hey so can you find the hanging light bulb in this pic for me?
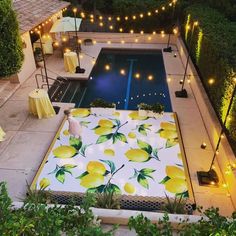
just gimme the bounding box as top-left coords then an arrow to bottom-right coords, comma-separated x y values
147,12 -> 152,16
119,28 -> 123,32
162,6 -> 165,10
108,16 -> 112,21
116,16 -> 120,21
140,30 -> 144,35
132,15 -> 136,20
140,13 -> 144,18
130,29 -> 134,34
152,31 -> 156,35
135,38 -> 139,43
105,64 -> 110,70
125,16 -> 129,20
121,40 -> 125,44
109,25 -> 113,30
155,9 -> 159,13
99,16 -> 103,20
99,22 -> 104,27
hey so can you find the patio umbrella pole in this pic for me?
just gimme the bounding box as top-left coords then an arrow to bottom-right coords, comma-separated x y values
175,21 -> 198,98
197,75 -> 236,186
163,0 -> 176,53
73,8 -> 80,68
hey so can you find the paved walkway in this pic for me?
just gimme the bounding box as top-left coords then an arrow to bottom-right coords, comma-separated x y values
0,35 -> 235,217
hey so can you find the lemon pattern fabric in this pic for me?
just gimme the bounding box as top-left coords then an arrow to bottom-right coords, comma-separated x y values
34,110 -> 189,199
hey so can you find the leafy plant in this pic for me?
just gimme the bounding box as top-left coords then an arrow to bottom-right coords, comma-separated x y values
128,213 -> 173,236
90,98 -> 115,108
24,182 -> 53,204
0,182 -> 116,235
138,103 -> 165,114
0,0 -> 24,77
161,193 -> 187,214
95,188 -> 121,209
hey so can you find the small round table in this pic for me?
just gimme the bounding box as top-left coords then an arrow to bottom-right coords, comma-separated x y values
64,51 -> 79,73
28,89 -> 55,119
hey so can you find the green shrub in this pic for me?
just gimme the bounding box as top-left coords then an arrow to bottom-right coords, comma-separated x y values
0,182 -> 116,235
183,5 -> 236,153
0,0 -> 24,78
90,98 -> 115,108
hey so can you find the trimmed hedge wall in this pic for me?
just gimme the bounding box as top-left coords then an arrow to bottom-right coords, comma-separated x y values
0,0 -> 24,78
183,5 -> 236,154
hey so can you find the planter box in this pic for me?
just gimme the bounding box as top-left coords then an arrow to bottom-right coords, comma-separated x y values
139,109 -> 164,118
90,107 -> 116,116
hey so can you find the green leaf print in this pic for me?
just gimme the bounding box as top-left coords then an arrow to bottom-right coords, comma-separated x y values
137,140 -> 152,154
137,175 -> 149,189
96,133 -> 113,144
69,136 -> 82,151
56,169 -> 65,183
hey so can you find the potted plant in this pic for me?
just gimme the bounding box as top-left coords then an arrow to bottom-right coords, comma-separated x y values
138,102 -> 164,118
34,47 -> 44,67
90,98 -> 116,115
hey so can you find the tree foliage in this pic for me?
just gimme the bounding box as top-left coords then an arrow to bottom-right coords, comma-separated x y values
0,0 -> 24,78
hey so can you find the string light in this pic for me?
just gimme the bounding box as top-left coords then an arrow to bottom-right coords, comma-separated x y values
155,9 -> 159,13
99,22 -> 104,27
140,30 -> 144,35
167,77 -> 171,82
105,64 -> 110,70
130,29 -> 134,34
125,16 -> 129,20
208,78 -> 215,85
99,16 -> 103,20
120,69 -> 125,75
119,28 -> 123,32
135,73 -> 140,79
109,25 -> 113,30
108,16 -> 112,21
162,6 -> 165,10
135,38 -> 139,43
147,12 -> 152,16
140,13 -> 144,18
148,36 -> 152,41
107,40 -> 111,44
152,31 -> 156,35
148,75 -> 153,80
132,15 -> 137,20
116,16 -> 121,21
93,40 -> 97,44
121,40 -> 125,44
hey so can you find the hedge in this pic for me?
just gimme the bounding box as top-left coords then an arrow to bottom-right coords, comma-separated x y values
183,4 -> 236,153
0,0 -> 24,78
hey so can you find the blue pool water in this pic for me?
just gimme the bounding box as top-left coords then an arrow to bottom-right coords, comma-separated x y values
80,49 -> 172,111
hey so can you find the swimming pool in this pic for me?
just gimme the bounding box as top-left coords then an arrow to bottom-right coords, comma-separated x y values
80,49 -> 172,111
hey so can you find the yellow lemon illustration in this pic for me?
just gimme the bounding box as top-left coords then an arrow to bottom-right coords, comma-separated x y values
104,148 -> 115,156
128,111 -> 147,120
177,153 -> 182,160
39,178 -> 50,189
71,108 -> 90,117
113,112 -> 120,117
128,132 -> 136,139
63,129 -> 70,136
53,145 -> 77,158
166,166 -> 186,179
125,149 -> 149,162
98,119 -> 114,128
164,178 -> 187,194
160,130 -> 178,139
124,183 -> 136,194
80,173 -> 104,188
87,161 -> 106,175
94,127 -> 113,135
160,122 -> 176,131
